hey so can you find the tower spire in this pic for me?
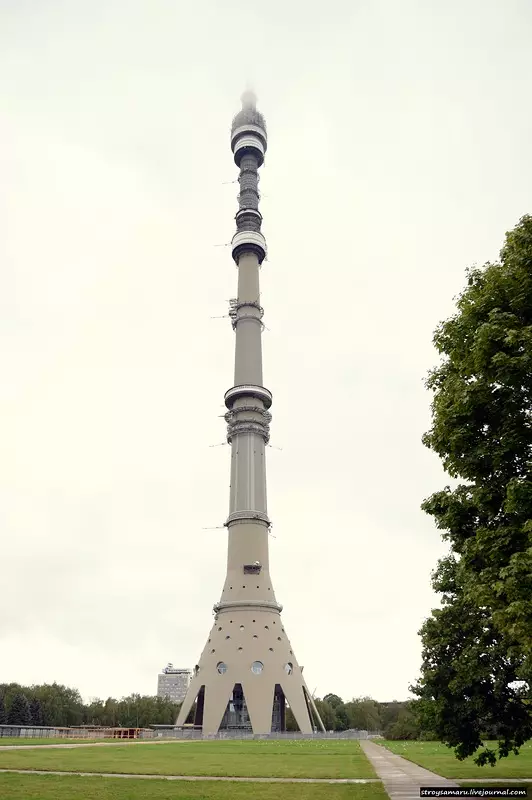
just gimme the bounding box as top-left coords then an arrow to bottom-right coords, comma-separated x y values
176,95 -> 324,735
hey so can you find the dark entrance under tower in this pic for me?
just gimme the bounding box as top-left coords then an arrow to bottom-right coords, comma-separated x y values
218,683 -> 287,732
219,684 -> 251,730
182,685 -> 205,729
271,684 -> 286,732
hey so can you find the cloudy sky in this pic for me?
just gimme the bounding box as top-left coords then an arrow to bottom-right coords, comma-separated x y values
1,0 -> 531,705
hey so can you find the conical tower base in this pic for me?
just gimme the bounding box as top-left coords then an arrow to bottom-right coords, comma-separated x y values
176,606 -> 322,734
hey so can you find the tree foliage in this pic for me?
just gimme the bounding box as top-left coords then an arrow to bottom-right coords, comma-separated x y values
7,692 -> 32,725
322,693 -> 344,709
313,698 -> 336,731
285,694 -> 421,735
29,697 -> 44,727
413,215 -> 532,765
0,679 -> 428,737
0,683 -> 180,729
84,694 -> 180,728
345,697 -> 382,732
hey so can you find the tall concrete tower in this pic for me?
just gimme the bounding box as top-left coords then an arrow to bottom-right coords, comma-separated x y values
176,92 -> 324,735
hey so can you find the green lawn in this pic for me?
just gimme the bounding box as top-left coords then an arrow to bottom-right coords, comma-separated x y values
0,738 -> 133,746
459,782 -> 531,787
0,774 -> 387,800
377,740 -> 532,779
0,740 -> 377,779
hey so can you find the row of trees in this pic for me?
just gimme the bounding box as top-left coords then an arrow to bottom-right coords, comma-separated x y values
1,681 -> 423,736
287,695 -> 426,738
0,683 -> 180,729
3,677 -> 528,743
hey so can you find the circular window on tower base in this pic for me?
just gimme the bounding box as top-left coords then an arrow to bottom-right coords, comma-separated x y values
217,662 -> 228,674
251,661 -> 264,674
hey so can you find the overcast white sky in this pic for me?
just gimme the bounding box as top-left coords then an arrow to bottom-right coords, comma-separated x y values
1,0 -> 531,705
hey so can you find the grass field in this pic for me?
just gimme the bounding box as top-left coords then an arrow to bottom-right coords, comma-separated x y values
0,739 -> 377,779
459,782 -> 531,787
0,774 -> 389,800
0,737 -> 132,746
377,740 -> 532,779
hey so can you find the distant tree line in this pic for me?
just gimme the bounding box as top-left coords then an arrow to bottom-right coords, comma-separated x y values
1,682 -> 427,736
286,695 -> 432,739
0,683 -> 180,729
7,681 -> 514,742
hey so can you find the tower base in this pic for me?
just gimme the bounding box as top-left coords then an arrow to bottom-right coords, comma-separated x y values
175,606 -> 323,734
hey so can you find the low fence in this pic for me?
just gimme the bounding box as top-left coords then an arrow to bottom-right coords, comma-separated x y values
0,724 -> 378,742
149,729 -> 372,740
0,725 -> 143,740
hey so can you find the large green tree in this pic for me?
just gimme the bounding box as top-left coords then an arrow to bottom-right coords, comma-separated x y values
313,698 -> 336,731
413,215 -> 532,765
322,694 -> 344,709
345,697 -> 382,732
31,683 -> 85,727
29,697 -> 44,727
7,692 -> 32,726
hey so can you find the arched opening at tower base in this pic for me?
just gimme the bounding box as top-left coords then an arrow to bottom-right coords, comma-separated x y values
271,684 -> 286,732
217,683 -> 286,732
182,685 -> 205,729
176,678 -> 325,734
220,684 -> 251,730
284,687 -> 325,733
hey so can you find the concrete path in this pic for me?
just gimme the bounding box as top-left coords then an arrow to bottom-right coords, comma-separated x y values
0,768 -> 381,784
360,740 -> 460,800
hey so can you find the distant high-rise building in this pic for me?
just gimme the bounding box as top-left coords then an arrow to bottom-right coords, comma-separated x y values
157,664 -> 191,703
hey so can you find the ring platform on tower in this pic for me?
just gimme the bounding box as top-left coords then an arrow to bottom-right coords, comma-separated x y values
224,384 -> 272,410
231,230 -> 267,264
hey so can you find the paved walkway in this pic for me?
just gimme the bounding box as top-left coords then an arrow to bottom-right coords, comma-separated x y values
0,768 -> 380,784
360,740 -> 460,800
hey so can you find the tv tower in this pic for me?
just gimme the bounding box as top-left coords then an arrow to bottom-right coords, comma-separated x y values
176,92 -> 324,735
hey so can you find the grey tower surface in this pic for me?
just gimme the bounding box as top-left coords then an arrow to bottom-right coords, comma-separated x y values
176,93 -> 324,735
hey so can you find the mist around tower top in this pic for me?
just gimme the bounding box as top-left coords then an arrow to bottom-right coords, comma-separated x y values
241,88 -> 257,109
231,87 -> 266,137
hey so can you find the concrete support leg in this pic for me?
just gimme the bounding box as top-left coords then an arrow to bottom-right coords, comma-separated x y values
241,678 -> 275,734
201,679 -> 234,734
281,679 -> 313,733
175,679 -> 201,727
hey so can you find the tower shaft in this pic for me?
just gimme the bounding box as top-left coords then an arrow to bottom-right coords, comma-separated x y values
176,94 -> 324,736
